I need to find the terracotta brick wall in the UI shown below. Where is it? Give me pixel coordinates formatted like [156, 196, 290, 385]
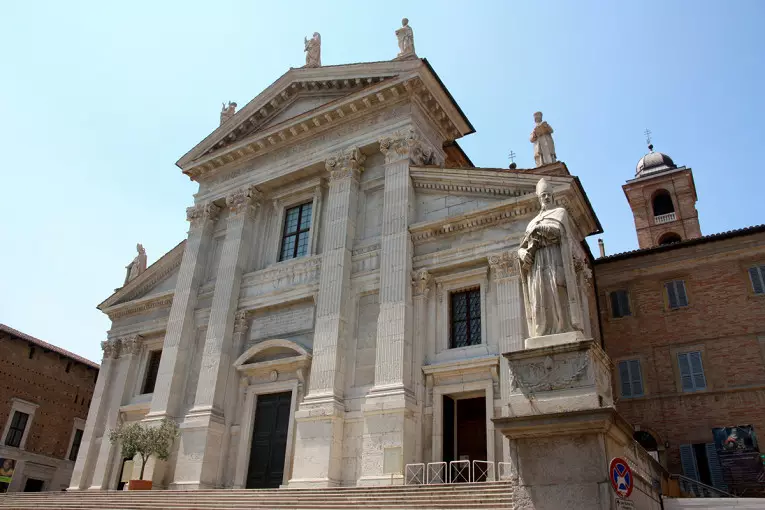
[595, 232, 765, 474]
[0, 332, 98, 459]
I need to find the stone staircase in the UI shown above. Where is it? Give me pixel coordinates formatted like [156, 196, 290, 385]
[0, 482, 514, 509]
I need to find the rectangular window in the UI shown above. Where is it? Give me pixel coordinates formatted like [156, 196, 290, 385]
[279, 202, 313, 261]
[68, 428, 84, 461]
[618, 359, 644, 398]
[450, 288, 481, 348]
[5, 411, 29, 448]
[610, 290, 631, 318]
[141, 350, 162, 394]
[678, 351, 707, 392]
[749, 265, 765, 295]
[665, 279, 689, 309]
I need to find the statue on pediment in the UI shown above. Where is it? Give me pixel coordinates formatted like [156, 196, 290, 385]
[124, 243, 147, 285]
[396, 18, 416, 59]
[518, 179, 582, 338]
[220, 101, 237, 125]
[304, 32, 321, 68]
[530, 111, 557, 167]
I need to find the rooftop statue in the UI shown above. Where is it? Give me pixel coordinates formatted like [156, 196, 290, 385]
[220, 101, 237, 125]
[518, 179, 582, 338]
[124, 243, 147, 286]
[304, 32, 321, 68]
[395, 18, 416, 59]
[529, 111, 557, 167]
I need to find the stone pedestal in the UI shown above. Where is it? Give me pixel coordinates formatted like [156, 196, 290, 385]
[494, 339, 665, 510]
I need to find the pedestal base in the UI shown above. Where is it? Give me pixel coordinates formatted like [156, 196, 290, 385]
[524, 330, 586, 350]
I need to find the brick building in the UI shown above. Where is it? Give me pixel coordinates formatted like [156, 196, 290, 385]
[595, 146, 765, 495]
[0, 324, 99, 492]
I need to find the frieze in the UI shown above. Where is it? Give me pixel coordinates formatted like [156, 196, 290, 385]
[241, 255, 322, 299]
[107, 292, 174, 321]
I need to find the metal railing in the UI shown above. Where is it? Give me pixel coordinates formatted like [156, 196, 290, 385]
[449, 460, 471, 483]
[426, 462, 447, 484]
[654, 212, 677, 224]
[472, 460, 495, 482]
[404, 461, 514, 485]
[404, 463, 425, 485]
[670, 474, 733, 498]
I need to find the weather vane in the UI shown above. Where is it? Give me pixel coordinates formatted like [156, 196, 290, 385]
[644, 128, 653, 149]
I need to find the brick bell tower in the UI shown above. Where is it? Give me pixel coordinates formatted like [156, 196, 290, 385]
[623, 140, 702, 249]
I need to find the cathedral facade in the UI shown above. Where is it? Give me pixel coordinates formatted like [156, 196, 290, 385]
[67, 53, 603, 491]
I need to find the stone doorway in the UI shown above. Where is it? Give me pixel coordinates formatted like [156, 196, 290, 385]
[443, 395, 487, 478]
[246, 391, 292, 489]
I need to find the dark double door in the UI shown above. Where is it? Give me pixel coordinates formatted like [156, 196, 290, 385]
[246, 391, 291, 489]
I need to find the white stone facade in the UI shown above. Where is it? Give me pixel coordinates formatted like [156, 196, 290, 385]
[69, 58, 600, 491]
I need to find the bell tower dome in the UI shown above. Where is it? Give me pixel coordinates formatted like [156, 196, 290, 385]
[623, 143, 702, 249]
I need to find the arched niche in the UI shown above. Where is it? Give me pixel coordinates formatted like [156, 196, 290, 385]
[658, 232, 682, 245]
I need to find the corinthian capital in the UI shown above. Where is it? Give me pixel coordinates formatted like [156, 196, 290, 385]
[100, 338, 121, 359]
[120, 334, 144, 355]
[378, 127, 437, 166]
[411, 269, 433, 297]
[488, 251, 519, 280]
[186, 202, 221, 228]
[234, 310, 251, 335]
[226, 186, 262, 216]
[325, 146, 366, 181]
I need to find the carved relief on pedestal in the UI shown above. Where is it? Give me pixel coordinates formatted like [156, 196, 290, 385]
[226, 186, 263, 217]
[100, 339, 122, 359]
[488, 251, 520, 281]
[186, 202, 221, 228]
[120, 334, 144, 356]
[325, 146, 366, 181]
[378, 128, 438, 166]
[411, 269, 433, 298]
[509, 354, 590, 395]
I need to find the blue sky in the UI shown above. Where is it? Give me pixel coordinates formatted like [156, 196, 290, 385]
[1, 1, 763, 363]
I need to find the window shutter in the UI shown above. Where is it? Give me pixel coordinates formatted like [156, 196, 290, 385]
[679, 444, 700, 481]
[678, 353, 694, 392]
[676, 281, 688, 307]
[618, 361, 632, 397]
[611, 291, 622, 318]
[619, 291, 631, 316]
[705, 443, 728, 492]
[689, 351, 706, 390]
[629, 359, 643, 396]
[750, 266, 765, 295]
[666, 282, 679, 309]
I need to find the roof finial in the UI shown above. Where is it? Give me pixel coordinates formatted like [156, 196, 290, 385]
[508, 149, 517, 169]
[644, 128, 653, 152]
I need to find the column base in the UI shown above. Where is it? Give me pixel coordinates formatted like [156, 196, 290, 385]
[288, 395, 345, 487]
[171, 409, 226, 489]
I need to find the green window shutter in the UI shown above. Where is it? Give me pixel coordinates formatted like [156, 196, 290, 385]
[679, 444, 700, 481]
[629, 359, 643, 396]
[678, 353, 695, 392]
[750, 266, 765, 295]
[705, 443, 728, 492]
[619, 361, 632, 397]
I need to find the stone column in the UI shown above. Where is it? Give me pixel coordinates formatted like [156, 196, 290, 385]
[146, 202, 220, 422]
[176, 187, 259, 489]
[289, 147, 364, 488]
[359, 129, 435, 485]
[68, 339, 120, 490]
[88, 335, 143, 490]
[411, 269, 432, 464]
[488, 250, 524, 469]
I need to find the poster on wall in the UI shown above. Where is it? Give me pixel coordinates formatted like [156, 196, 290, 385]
[713, 425, 759, 455]
[0, 458, 17, 493]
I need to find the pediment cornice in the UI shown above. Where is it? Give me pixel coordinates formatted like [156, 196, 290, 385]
[177, 60, 473, 182]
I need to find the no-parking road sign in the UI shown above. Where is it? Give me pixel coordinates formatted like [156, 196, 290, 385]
[609, 457, 633, 499]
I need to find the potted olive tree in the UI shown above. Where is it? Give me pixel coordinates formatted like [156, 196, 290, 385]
[109, 418, 179, 490]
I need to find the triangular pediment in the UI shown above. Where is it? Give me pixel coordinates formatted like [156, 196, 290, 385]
[177, 59, 475, 181]
[98, 241, 185, 317]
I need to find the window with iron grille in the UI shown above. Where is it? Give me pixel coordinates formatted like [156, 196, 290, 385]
[749, 265, 765, 295]
[618, 359, 644, 398]
[69, 428, 84, 461]
[279, 203, 313, 261]
[610, 289, 631, 318]
[665, 280, 689, 309]
[5, 411, 29, 448]
[141, 350, 162, 395]
[677, 351, 707, 392]
[450, 288, 481, 348]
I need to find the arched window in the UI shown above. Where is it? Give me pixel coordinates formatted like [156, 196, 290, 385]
[658, 232, 682, 245]
[652, 190, 675, 216]
[634, 430, 658, 452]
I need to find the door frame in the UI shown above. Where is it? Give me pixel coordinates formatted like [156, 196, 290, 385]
[234, 380, 298, 488]
[432, 380, 495, 465]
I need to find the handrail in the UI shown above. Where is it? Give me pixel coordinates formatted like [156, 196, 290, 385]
[669, 473, 734, 498]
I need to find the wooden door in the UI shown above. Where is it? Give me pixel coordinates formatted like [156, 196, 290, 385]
[246, 392, 292, 488]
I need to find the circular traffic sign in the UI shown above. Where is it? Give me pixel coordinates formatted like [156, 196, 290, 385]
[609, 457, 633, 498]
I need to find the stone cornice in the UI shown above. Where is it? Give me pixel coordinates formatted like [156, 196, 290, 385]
[181, 69, 468, 182]
[103, 291, 174, 321]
